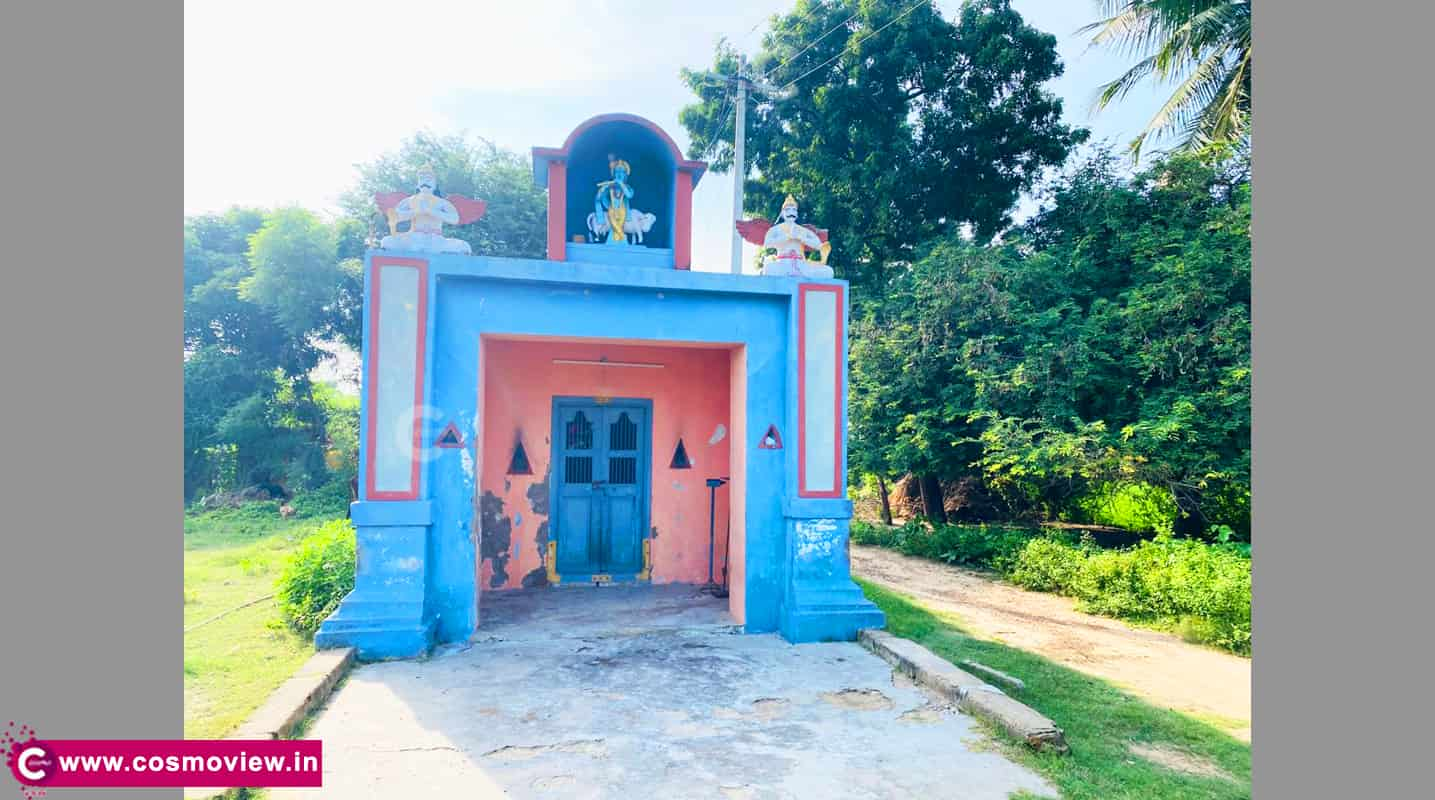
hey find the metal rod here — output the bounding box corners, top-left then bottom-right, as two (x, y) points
(708, 482), (717, 584)
(551, 359), (664, 369)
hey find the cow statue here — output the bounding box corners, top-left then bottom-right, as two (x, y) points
(586, 208), (658, 244)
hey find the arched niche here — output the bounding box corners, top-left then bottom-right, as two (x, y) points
(565, 119), (676, 249)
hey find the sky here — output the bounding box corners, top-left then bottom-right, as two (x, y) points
(184, 1), (1168, 274)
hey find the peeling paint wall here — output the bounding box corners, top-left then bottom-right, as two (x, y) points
(480, 339), (732, 588)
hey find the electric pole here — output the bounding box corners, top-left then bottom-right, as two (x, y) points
(700, 54), (791, 275)
(731, 55), (747, 276)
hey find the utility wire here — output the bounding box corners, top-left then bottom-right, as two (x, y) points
(761, 3), (862, 84)
(752, 0), (827, 42)
(776, 0), (930, 93)
(700, 88), (735, 157)
(712, 99), (737, 158)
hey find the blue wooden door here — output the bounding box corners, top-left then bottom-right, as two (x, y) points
(552, 399), (650, 581)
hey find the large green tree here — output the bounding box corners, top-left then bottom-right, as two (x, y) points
(339, 132), (547, 261)
(1085, 0), (1253, 159)
(680, 0), (1085, 294)
(183, 208), (359, 500)
(851, 148), (1251, 535)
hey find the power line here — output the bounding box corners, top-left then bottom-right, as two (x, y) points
(776, 0), (930, 94)
(752, 0), (828, 42)
(761, 3), (862, 84)
(702, 89), (735, 157)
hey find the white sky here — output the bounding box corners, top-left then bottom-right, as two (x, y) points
(185, 1), (1166, 273)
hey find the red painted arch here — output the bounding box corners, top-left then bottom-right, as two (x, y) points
(534, 113), (707, 180)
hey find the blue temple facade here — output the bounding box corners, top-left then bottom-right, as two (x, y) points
(316, 113), (884, 659)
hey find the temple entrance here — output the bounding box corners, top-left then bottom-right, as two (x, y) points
(476, 337), (744, 626)
(551, 397), (652, 582)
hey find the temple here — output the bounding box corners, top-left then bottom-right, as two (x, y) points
(316, 112), (884, 659)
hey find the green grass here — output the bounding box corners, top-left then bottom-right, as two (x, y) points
(857, 578), (1251, 800)
(183, 504), (335, 739)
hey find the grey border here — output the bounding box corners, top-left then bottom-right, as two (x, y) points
(3, 0), (1434, 797)
(0, 0), (182, 796)
(1255, 2), (1433, 796)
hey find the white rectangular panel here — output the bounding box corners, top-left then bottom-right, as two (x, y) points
(373, 265), (421, 493)
(803, 289), (838, 494)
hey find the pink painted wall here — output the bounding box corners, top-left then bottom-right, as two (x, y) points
(479, 338), (733, 591)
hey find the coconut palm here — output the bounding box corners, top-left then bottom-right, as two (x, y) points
(1084, 0), (1252, 159)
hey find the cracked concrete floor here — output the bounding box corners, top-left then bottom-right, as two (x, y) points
(274, 587), (1054, 799)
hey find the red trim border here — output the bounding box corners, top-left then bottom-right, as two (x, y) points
(796, 283), (844, 498)
(364, 256), (429, 501)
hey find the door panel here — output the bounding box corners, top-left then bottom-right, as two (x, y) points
(554, 406), (598, 576)
(601, 407), (645, 575)
(555, 494), (594, 573)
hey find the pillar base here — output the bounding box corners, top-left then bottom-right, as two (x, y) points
(315, 598), (437, 660)
(315, 500), (436, 660)
(779, 498), (885, 643)
(780, 579), (886, 643)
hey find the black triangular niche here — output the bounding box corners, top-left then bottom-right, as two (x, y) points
(670, 438), (692, 469)
(435, 422), (464, 448)
(508, 439), (533, 475)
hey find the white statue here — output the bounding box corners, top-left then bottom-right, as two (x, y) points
(375, 164), (487, 255)
(736, 195), (833, 278)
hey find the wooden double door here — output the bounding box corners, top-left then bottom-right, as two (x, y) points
(551, 398), (651, 582)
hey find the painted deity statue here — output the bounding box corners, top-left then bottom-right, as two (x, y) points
(375, 164), (487, 255)
(587, 155), (657, 245)
(735, 195), (833, 278)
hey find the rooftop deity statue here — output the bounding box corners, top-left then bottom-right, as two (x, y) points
(375, 164), (487, 255)
(588, 155), (657, 245)
(735, 195), (833, 278)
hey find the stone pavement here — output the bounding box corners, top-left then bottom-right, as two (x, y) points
(274, 585), (1053, 799)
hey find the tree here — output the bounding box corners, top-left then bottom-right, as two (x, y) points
(847, 147), (1251, 535)
(1084, 0), (1252, 159)
(338, 132), (547, 261)
(849, 240), (1023, 522)
(183, 208), (356, 500)
(241, 207), (365, 351)
(679, 0), (1085, 295)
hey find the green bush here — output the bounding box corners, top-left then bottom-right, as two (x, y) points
(1006, 537), (1088, 593)
(275, 519), (356, 636)
(1007, 536), (1251, 654)
(851, 520), (1034, 571)
(288, 479), (353, 519)
(859, 518), (1252, 654)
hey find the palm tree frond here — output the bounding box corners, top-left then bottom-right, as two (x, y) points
(1087, 0), (1252, 159)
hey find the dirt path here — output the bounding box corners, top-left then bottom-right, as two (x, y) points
(852, 545), (1251, 741)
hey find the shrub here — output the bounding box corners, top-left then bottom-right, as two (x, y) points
(851, 519), (1033, 571)
(1007, 537), (1087, 593)
(862, 518), (1253, 654)
(288, 479), (353, 519)
(275, 519), (356, 636)
(1005, 536), (1252, 654)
